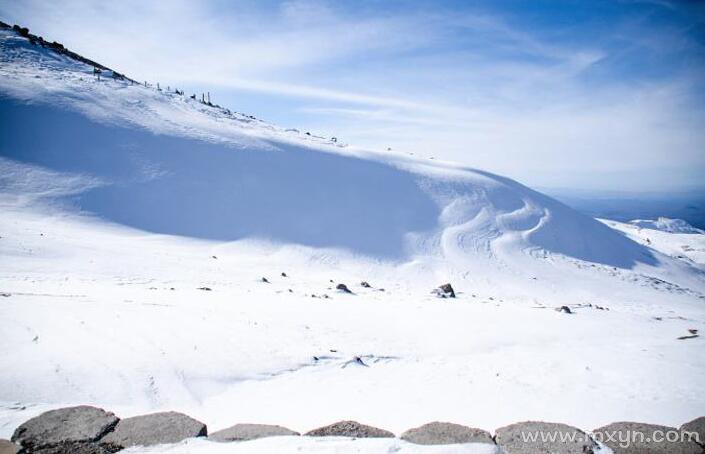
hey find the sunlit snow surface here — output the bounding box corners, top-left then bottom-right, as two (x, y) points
(0, 28), (703, 450)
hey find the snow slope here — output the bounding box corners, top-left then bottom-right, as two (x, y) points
(630, 217), (704, 235)
(1, 26), (704, 450)
(602, 218), (705, 266)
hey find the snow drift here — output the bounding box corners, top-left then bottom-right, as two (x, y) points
(630, 218), (704, 235)
(0, 27), (658, 270)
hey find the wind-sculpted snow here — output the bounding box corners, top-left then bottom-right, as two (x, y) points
(0, 99), (438, 258)
(0, 26), (672, 269)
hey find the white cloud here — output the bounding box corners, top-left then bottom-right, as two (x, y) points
(1, 0), (702, 191)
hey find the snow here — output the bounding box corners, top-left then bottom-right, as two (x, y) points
(120, 437), (503, 454)
(0, 27), (703, 451)
(602, 218), (705, 266)
(629, 217), (704, 235)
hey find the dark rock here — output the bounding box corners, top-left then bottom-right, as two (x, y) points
(433, 283), (455, 298)
(401, 422), (494, 445)
(681, 417), (705, 447)
(261, 277), (270, 283)
(209, 424), (299, 442)
(305, 421), (394, 438)
(595, 422), (703, 453)
(557, 306), (573, 314)
(360, 281), (371, 288)
(336, 283), (352, 294)
(11, 406), (119, 450)
(28, 441), (119, 454)
(496, 421), (597, 454)
(197, 287), (212, 291)
(0, 439), (19, 454)
(100, 411), (206, 448)
(281, 272), (288, 277)
(341, 356), (368, 368)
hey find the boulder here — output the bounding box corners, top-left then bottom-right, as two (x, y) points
(209, 423), (299, 442)
(100, 411), (206, 448)
(11, 406), (119, 450)
(495, 421), (597, 454)
(26, 441), (118, 454)
(681, 417), (705, 447)
(401, 422), (494, 445)
(594, 422), (703, 453)
(0, 440), (19, 454)
(336, 284), (352, 294)
(433, 283), (455, 298)
(305, 421), (394, 438)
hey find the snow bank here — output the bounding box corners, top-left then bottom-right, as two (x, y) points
(630, 218), (704, 234)
(0, 28), (664, 272)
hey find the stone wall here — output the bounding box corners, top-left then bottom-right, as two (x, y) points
(2, 406), (703, 453)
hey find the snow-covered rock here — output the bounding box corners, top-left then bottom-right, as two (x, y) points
(629, 218), (704, 234)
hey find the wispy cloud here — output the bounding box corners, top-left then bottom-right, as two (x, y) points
(1, 0), (703, 191)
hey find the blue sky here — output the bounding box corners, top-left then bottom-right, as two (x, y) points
(1, 0), (703, 192)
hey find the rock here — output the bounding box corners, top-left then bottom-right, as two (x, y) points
(557, 306), (573, 314)
(11, 406), (119, 450)
(100, 411), (206, 448)
(495, 421), (597, 454)
(197, 287), (212, 291)
(341, 356), (368, 368)
(0, 439), (19, 454)
(594, 422), (703, 453)
(336, 283), (352, 294)
(681, 417), (705, 447)
(433, 283), (455, 298)
(261, 277), (270, 283)
(209, 424), (299, 442)
(360, 281), (372, 288)
(401, 422), (494, 445)
(281, 272), (288, 277)
(28, 441), (118, 454)
(305, 421), (394, 438)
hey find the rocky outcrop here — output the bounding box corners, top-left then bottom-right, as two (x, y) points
(305, 421), (394, 438)
(495, 421), (598, 454)
(681, 417), (705, 448)
(433, 283), (455, 298)
(209, 424), (299, 442)
(401, 422), (494, 445)
(11, 406), (119, 451)
(594, 422), (703, 454)
(99, 412), (206, 448)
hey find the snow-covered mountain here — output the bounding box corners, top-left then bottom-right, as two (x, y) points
(629, 217), (704, 235)
(1, 24), (704, 452)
